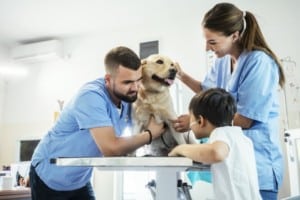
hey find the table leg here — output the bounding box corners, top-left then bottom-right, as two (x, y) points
(155, 169), (178, 200)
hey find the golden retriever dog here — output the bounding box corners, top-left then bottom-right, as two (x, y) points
(132, 54), (197, 156)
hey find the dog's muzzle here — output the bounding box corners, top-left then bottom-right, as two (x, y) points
(168, 68), (177, 79)
(152, 68), (177, 86)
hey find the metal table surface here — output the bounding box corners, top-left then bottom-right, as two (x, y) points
(51, 157), (210, 200)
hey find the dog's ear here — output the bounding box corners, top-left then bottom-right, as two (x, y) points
(141, 59), (147, 65)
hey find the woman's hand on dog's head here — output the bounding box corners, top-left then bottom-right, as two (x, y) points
(174, 62), (184, 80)
(147, 116), (166, 139)
(172, 114), (191, 133)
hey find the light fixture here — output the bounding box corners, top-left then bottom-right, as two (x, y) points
(0, 64), (28, 77)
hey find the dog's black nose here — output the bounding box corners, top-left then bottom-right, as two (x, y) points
(168, 68), (177, 78)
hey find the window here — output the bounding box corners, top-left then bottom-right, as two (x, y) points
(139, 41), (159, 59)
(17, 139), (40, 162)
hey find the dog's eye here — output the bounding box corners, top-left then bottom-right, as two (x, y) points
(156, 59), (164, 64)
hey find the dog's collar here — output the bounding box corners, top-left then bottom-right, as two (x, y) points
(160, 134), (171, 149)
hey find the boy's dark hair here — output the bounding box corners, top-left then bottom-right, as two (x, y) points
(104, 46), (141, 75)
(189, 88), (237, 127)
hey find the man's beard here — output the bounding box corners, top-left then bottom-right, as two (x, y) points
(113, 88), (137, 103)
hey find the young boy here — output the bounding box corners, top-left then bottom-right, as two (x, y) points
(169, 88), (262, 200)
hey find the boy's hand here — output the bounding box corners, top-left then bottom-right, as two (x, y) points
(172, 114), (190, 132)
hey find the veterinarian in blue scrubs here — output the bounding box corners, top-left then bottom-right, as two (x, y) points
(173, 3), (285, 200)
(30, 46), (165, 200)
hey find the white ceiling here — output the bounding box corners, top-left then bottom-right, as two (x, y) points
(0, 0), (199, 45)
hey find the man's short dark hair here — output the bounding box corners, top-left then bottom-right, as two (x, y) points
(104, 46), (141, 75)
(189, 88), (237, 127)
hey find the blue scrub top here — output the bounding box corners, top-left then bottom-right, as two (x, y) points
(202, 50), (283, 190)
(31, 78), (133, 191)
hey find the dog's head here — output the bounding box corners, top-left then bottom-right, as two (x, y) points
(141, 54), (177, 92)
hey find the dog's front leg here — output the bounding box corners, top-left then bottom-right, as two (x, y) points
(167, 123), (187, 145)
(183, 131), (198, 144)
(167, 120), (198, 144)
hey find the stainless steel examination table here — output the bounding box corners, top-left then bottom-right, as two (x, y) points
(51, 157), (210, 200)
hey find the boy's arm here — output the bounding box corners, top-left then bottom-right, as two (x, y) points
(168, 141), (229, 164)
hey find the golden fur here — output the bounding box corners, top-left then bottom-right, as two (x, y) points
(132, 54), (196, 156)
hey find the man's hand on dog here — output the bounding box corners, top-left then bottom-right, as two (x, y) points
(147, 116), (166, 139)
(172, 114), (190, 132)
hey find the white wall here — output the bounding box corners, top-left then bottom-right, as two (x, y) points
(0, 80), (5, 147)
(0, 0), (299, 199)
(0, 44), (8, 126)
